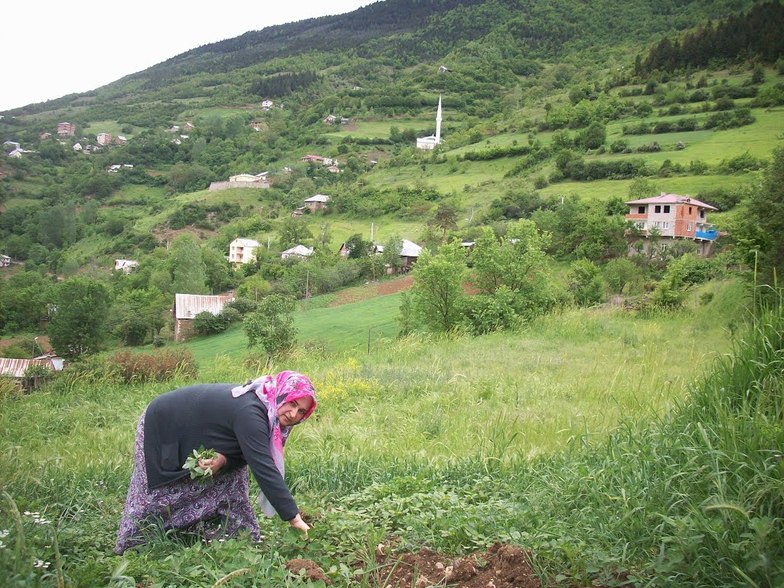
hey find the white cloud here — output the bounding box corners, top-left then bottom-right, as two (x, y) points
(1, 0), (373, 111)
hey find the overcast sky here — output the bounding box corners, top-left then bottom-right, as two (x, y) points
(1, 0), (375, 111)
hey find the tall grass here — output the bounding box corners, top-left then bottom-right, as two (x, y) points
(1, 280), (779, 586)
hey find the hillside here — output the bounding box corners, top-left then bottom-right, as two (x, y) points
(0, 0), (782, 348)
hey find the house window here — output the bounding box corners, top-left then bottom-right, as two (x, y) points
(663, 205), (670, 213)
(661, 222), (668, 229)
(699, 210), (705, 218)
(689, 206), (693, 214)
(687, 223), (692, 231)
(637, 206), (645, 214)
(654, 205), (661, 213)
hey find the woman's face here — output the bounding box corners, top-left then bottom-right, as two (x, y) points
(278, 396), (314, 427)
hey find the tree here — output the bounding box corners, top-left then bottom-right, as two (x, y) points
(567, 259), (604, 307)
(429, 203), (458, 241)
(0, 271), (52, 333)
(244, 294), (297, 354)
(278, 217), (313, 250)
(169, 234), (208, 294)
(409, 243), (466, 333)
(110, 288), (169, 346)
(742, 147), (784, 289)
(604, 258), (640, 295)
(48, 277), (110, 357)
(343, 233), (372, 259)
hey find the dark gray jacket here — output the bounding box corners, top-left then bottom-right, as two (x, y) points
(143, 383), (299, 521)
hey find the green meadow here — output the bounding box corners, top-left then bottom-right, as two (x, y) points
(3, 278), (781, 586)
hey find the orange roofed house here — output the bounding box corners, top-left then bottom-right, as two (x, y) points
(625, 193), (718, 256)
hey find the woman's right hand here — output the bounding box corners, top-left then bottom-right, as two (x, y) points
(198, 452), (226, 475)
(288, 514), (310, 536)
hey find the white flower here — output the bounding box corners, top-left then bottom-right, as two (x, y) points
(33, 559), (50, 569)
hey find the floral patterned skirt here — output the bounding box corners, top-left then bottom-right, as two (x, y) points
(114, 410), (261, 554)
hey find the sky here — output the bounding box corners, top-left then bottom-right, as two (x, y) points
(1, 0), (375, 112)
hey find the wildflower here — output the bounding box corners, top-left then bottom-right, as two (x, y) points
(33, 559), (51, 569)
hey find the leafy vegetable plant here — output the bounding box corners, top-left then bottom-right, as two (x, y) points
(182, 446), (217, 480)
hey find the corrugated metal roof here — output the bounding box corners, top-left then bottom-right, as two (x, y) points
(400, 239), (422, 257)
(0, 358), (52, 379)
(304, 194), (330, 203)
(174, 293), (234, 320)
(281, 245), (314, 258)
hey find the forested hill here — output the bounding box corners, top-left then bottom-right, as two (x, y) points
(3, 0), (760, 115)
(128, 0), (759, 82)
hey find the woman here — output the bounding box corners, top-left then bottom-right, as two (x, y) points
(115, 371), (316, 554)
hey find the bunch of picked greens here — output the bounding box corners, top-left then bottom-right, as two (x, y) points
(182, 446), (217, 480)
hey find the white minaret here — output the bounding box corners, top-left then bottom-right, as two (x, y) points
(435, 95), (442, 145)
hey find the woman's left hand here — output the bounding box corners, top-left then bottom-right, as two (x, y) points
(198, 452), (226, 475)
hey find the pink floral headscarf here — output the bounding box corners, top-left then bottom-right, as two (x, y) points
(231, 370), (316, 516)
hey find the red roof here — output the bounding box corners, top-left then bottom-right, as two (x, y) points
(625, 193), (717, 210)
(0, 358), (53, 379)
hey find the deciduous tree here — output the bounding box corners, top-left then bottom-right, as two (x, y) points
(48, 277), (110, 357)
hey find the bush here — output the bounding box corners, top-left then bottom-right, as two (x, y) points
(225, 298), (258, 316)
(111, 349), (198, 383)
(192, 311), (229, 335)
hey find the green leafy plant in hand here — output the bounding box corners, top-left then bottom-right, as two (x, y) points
(182, 446), (217, 480)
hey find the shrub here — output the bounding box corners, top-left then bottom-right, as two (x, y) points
(225, 298), (258, 316)
(110, 349), (198, 383)
(192, 311), (229, 335)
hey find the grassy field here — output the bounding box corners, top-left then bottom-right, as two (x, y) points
(1, 278), (782, 587)
(187, 289), (404, 363)
(538, 172), (758, 201)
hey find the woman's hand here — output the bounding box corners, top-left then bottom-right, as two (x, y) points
(198, 452), (226, 475)
(288, 513), (310, 536)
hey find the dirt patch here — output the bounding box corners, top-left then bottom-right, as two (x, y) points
(286, 559), (331, 584)
(375, 543), (540, 588)
(330, 275), (414, 307)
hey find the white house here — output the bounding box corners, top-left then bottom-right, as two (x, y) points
(400, 239), (423, 268)
(229, 238), (261, 265)
(416, 95), (443, 150)
(229, 172), (269, 184)
(281, 245), (314, 260)
(114, 259), (139, 273)
(0, 254), (11, 267)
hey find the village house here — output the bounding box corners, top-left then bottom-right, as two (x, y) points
(57, 122), (76, 137)
(39, 132), (52, 141)
(303, 194), (330, 212)
(399, 239), (423, 270)
(625, 193), (718, 256)
(173, 293), (235, 342)
(1, 254), (12, 267)
(229, 172), (269, 185)
(0, 354), (64, 390)
(72, 143), (83, 152)
(114, 259), (139, 273)
(228, 238), (261, 265)
(261, 100), (274, 110)
(115, 135), (128, 145)
(340, 239), (422, 271)
(250, 120), (265, 131)
(281, 245), (314, 260)
(96, 133), (112, 146)
(183, 122), (195, 132)
(209, 172), (270, 192)
(301, 154), (334, 166)
(323, 114), (337, 124)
